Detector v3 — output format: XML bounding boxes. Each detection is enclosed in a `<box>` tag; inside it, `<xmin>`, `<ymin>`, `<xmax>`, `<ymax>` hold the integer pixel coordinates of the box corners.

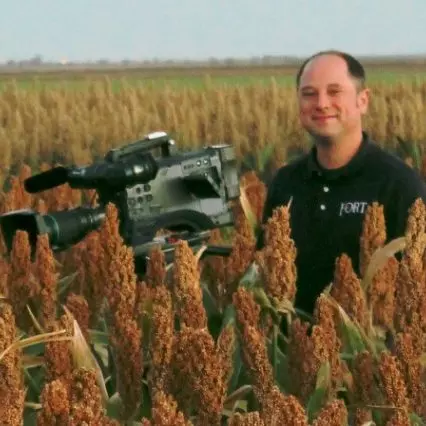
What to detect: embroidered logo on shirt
<box><xmin>339</xmin><ymin>201</ymin><xmax>368</xmax><ymax>216</ymax></box>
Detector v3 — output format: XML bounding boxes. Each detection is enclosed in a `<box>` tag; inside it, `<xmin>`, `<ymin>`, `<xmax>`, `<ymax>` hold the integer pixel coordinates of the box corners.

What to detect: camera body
<box><xmin>0</xmin><ymin>131</ymin><xmax>240</xmax><ymax>273</ymax></box>
<box><xmin>107</xmin><ymin>132</ymin><xmax>240</xmax><ymax>249</ymax></box>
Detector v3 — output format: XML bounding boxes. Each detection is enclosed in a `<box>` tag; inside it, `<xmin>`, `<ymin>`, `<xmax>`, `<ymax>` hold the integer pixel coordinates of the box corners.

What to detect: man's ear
<box><xmin>357</xmin><ymin>87</ymin><xmax>370</xmax><ymax>114</ymax></box>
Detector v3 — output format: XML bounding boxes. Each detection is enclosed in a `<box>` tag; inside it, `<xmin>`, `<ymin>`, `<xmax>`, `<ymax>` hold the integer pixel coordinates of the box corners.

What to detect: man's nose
<box><xmin>315</xmin><ymin>92</ymin><xmax>331</xmax><ymax>109</ymax></box>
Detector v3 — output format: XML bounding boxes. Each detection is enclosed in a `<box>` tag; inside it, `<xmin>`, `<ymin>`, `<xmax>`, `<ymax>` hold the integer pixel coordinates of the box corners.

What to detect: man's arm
<box><xmin>255</xmin><ymin>175</ymin><xmax>277</xmax><ymax>250</ymax></box>
<box><xmin>386</xmin><ymin>170</ymin><xmax>426</xmax><ymax>241</ymax></box>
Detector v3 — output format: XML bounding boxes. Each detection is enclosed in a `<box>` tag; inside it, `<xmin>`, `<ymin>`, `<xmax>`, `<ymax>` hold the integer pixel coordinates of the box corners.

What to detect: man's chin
<box><xmin>306</xmin><ymin>127</ymin><xmax>340</xmax><ymax>143</ymax></box>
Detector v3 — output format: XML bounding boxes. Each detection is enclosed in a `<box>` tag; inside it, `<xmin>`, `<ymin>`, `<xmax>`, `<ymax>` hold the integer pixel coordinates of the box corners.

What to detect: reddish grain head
<box><xmin>256</xmin><ymin>205</ymin><xmax>297</xmax><ymax>304</ymax></box>
<box><xmin>172</xmin><ymin>240</ymin><xmax>207</xmax><ymax>329</ymax></box>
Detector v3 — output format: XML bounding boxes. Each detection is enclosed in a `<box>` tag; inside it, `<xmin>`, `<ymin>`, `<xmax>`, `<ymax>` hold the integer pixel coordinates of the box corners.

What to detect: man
<box><xmin>257</xmin><ymin>50</ymin><xmax>426</xmax><ymax>316</ymax></box>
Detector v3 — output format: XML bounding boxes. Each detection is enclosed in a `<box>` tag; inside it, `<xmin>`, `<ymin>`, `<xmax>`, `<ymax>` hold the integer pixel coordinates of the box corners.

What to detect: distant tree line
<box><xmin>1</xmin><ymin>53</ymin><xmax>425</xmax><ymax>72</ymax></box>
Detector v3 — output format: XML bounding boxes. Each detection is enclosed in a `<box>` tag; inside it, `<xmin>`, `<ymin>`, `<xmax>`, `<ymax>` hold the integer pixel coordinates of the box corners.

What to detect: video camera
<box><xmin>0</xmin><ymin>131</ymin><xmax>240</xmax><ymax>274</ymax></box>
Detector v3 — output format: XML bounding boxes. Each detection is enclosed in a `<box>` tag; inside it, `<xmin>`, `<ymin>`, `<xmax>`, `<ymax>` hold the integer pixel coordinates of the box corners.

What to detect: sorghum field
<box><xmin>1</xmin><ymin>64</ymin><xmax>426</xmax><ymax>425</ymax></box>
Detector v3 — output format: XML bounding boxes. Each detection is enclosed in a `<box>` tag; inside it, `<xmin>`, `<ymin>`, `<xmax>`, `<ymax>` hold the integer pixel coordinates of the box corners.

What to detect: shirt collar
<box><xmin>304</xmin><ymin>131</ymin><xmax>372</xmax><ymax>181</ymax></box>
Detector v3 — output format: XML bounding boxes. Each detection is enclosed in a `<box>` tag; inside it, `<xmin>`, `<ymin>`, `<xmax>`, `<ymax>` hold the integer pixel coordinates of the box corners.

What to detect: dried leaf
<box><xmin>67</xmin><ymin>309</ymin><xmax>109</xmax><ymax>406</ymax></box>
<box><xmin>0</xmin><ymin>329</ymin><xmax>69</xmax><ymax>362</ymax></box>
<box><xmin>239</xmin><ymin>184</ymin><xmax>257</xmax><ymax>230</ymax></box>
<box><xmin>362</xmin><ymin>237</ymin><xmax>405</xmax><ymax>293</ymax></box>
<box><xmin>223</xmin><ymin>385</ymin><xmax>252</xmax><ymax>410</ymax></box>
<box><xmin>22</xmin><ymin>354</ymin><xmax>44</xmax><ymax>369</ymax></box>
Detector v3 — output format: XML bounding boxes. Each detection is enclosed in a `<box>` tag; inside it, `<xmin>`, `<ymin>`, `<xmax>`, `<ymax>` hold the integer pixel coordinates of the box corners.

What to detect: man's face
<box><xmin>297</xmin><ymin>54</ymin><xmax>369</xmax><ymax>142</ymax></box>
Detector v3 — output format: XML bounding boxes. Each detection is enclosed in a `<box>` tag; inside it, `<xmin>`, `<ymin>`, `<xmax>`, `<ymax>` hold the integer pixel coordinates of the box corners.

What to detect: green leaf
<box><xmin>251</xmin><ymin>287</ymin><xmax>272</xmax><ymax>309</ymax></box>
<box><xmin>258</xmin><ymin>143</ymin><xmax>276</xmax><ymax>172</ymax></box>
<box><xmin>217</xmin><ymin>304</ymin><xmax>243</xmax><ymax>395</ymax></box>
<box><xmin>306</xmin><ymin>387</ymin><xmax>328</xmax><ymax>423</ymax></box>
<box><xmin>222</xmin><ymin>304</ymin><xmax>236</xmax><ymax>328</ymax></box>
<box><xmin>268</xmin><ymin>332</ymin><xmax>290</xmax><ymax>393</ymax></box>
<box><xmin>238</xmin><ymin>262</ymin><xmax>261</xmax><ymax>289</ymax></box>
<box><xmin>22</xmin><ymin>341</ymin><xmax>45</xmax><ymax>357</ymax></box>
<box><xmin>339</xmin><ymin>316</ymin><xmax>367</xmax><ymax>354</ymax></box>
<box><xmin>271</xmin><ymin>325</ymin><xmax>278</xmax><ymax>379</ymax></box>
<box><xmin>315</xmin><ymin>361</ymin><xmax>331</xmax><ymax>390</ymax></box>
<box><xmin>306</xmin><ymin>361</ymin><xmax>331</xmax><ymax>423</ymax></box>
<box><xmin>229</xmin><ymin>335</ymin><xmax>243</xmax><ymax>393</ymax></box>
<box><xmin>409</xmin><ymin>412</ymin><xmax>425</xmax><ymax>426</ymax></box>
<box><xmin>294</xmin><ymin>307</ymin><xmax>313</xmax><ymax>323</ymax></box>
<box><xmin>106</xmin><ymin>392</ymin><xmax>123</xmax><ymax>419</ymax></box>
<box><xmin>23</xmin><ymin>408</ymin><xmax>39</xmax><ymax>426</ymax></box>
<box><xmin>202</xmin><ymin>280</ymin><xmax>220</xmax><ymax>315</ymax></box>
<box><xmin>24</xmin><ymin>368</ymin><xmax>42</xmax><ymax>396</ymax></box>
<box><xmin>24</xmin><ymin>365</ymin><xmax>46</xmax><ymax>404</ymax></box>
<box><xmin>88</xmin><ymin>329</ymin><xmax>109</xmax><ymax>346</ymax></box>
<box><xmin>340</xmin><ymin>352</ymin><xmax>356</xmax><ymax>361</ymax></box>
<box><xmin>57</xmin><ymin>271</ymin><xmax>80</xmax><ymax>297</ymax></box>
<box><xmin>325</xmin><ymin>295</ymin><xmax>371</xmax><ymax>355</ymax></box>
<box><xmin>138</xmin><ymin>381</ymin><xmax>152</xmax><ymax>421</ymax></box>
<box><xmin>411</xmin><ymin>140</ymin><xmax>422</xmax><ymax>170</ymax></box>
<box><xmin>396</xmin><ymin>136</ymin><xmax>412</xmax><ymax>158</ymax></box>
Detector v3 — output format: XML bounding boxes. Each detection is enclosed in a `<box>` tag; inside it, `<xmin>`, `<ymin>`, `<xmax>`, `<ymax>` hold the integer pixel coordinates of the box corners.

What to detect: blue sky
<box><xmin>1</xmin><ymin>0</ymin><xmax>425</xmax><ymax>62</ymax></box>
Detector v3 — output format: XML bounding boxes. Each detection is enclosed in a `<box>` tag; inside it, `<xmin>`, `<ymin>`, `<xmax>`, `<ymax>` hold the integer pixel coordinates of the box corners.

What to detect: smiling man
<box><xmin>257</xmin><ymin>50</ymin><xmax>426</xmax><ymax>316</ymax></box>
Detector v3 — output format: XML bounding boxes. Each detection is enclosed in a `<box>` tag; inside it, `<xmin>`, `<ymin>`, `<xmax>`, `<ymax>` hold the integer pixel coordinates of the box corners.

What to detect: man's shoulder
<box><xmin>368</xmin><ymin>142</ymin><xmax>422</xmax><ymax>179</ymax></box>
<box><xmin>268</xmin><ymin>153</ymin><xmax>308</xmax><ymax>186</ymax></box>
<box><xmin>367</xmin><ymin>141</ymin><xmax>426</xmax><ymax>196</ymax></box>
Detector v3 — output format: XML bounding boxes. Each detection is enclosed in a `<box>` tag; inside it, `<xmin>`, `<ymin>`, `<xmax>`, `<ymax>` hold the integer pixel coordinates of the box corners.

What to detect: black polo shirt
<box><xmin>257</xmin><ymin>132</ymin><xmax>426</xmax><ymax>316</ymax></box>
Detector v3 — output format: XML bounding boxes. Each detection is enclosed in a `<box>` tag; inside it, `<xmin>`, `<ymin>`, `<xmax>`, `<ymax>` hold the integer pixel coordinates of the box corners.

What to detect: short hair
<box><xmin>295</xmin><ymin>50</ymin><xmax>366</xmax><ymax>90</ymax></box>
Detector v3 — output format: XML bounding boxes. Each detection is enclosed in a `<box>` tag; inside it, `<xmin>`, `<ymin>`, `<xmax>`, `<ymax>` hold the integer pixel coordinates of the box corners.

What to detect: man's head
<box><xmin>296</xmin><ymin>50</ymin><xmax>370</xmax><ymax>144</ymax></box>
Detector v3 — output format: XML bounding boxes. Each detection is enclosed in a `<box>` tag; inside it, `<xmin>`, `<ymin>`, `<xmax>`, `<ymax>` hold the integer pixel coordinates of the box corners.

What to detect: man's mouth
<box><xmin>312</xmin><ymin>115</ymin><xmax>337</xmax><ymax>122</ymax></box>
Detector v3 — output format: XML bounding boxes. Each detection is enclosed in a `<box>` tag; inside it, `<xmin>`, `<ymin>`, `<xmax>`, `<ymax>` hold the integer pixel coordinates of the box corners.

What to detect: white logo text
<box><xmin>339</xmin><ymin>201</ymin><xmax>368</xmax><ymax>216</ymax></box>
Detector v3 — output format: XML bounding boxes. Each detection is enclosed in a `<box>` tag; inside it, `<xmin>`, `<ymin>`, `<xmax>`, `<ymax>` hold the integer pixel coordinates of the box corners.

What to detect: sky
<box><xmin>1</xmin><ymin>0</ymin><xmax>425</xmax><ymax>62</ymax></box>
